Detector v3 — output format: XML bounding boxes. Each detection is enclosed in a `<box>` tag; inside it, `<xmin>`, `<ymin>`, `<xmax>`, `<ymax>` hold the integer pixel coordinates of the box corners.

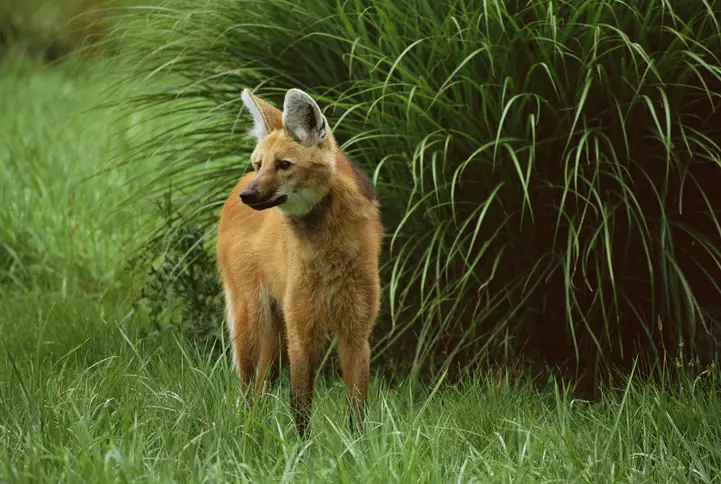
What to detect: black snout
<box><xmin>239</xmin><ymin>188</ymin><xmax>288</xmax><ymax>211</ymax></box>
<box><xmin>239</xmin><ymin>189</ymin><xmax>259</xmax><ymax>205</ymax></box>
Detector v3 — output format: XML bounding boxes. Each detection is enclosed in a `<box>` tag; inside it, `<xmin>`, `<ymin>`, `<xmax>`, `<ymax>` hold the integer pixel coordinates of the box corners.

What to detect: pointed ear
<box><xmin>282</xmin><ymin>89</ymin><xmax>329</xmax><ymax>146</ymax></box>
<box><xmin>241</xmin><ymin>88</ymin><xmax>283</xmax><ymax>141</ymax></box>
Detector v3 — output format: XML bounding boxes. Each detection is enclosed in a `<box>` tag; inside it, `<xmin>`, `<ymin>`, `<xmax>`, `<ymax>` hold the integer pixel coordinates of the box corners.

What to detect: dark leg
<box><xmin>287</xmin><ymin>327</ymin><xmax>323</xmax><ymax>439</ymax></box>
<box><xmin>338</xmin><ymin>336</ymin><xmax>371</xmax><ymax>433</ymax></box>
<box><xmin>227</xmin><ymin>297</ymin><xmax>259</xmax><ymax>394</ymax></box>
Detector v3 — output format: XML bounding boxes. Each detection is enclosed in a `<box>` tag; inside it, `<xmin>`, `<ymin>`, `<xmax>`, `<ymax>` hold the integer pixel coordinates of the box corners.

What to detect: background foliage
<box><xmin>3</xmin><ymin>1</ymin><xmax>721</xmax><ymax>480</ymax></box>
<box><xmin>111</xmin><ymin>0</ymin><xmax>721</xmax><ymax>386</ymax></box>
<box><xmin>0</xmin><ymin>0</ymin><xmax>110</xmax><ymax>60</ymax></box>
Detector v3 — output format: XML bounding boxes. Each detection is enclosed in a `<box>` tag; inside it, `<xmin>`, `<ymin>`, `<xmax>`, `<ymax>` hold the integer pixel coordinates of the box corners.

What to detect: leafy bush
<box><xmin>115</xmin><ymin>0</ymin><xmax>721</xmax><ymax>382</ymax></box>
<box><xmin>129</xmin><ymin>190</ymin><xmax>224</xmax><ymax>345</ymax></box>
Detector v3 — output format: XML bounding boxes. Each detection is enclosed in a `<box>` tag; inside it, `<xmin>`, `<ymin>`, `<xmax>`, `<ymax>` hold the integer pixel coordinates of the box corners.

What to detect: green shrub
<box><xmin>129</xmin><ymin>190</ymin><xmax>224</xmax><ymax>345</ymax></box>
<box><xmin>115</xmin><ymin>0</ymin><xmax>721</xmax><ymax>382</ymax></box>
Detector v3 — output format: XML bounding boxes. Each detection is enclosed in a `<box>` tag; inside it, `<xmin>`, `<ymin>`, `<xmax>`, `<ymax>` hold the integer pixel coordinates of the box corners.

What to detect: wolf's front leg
<box><xmin>337</xmin><ymin>332</ymin><xmax>371</xmax><ymax>433</ymax></box>
<box><xmin>284</xmin><ymin>303</ymin><xmax>324</xmax><ymax>439</ymax></box>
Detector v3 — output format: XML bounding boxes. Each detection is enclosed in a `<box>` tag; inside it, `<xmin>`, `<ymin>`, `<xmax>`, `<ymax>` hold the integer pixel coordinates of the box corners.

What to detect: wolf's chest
<box><xmin>291</xmin><ymin>249</ymin><xmax>368</xmax><ymax>322</ymax></box>
<box><xmin>303</xmin><ymin>251</ymin><xmax>361</xmax><ymax>294</ymax></box>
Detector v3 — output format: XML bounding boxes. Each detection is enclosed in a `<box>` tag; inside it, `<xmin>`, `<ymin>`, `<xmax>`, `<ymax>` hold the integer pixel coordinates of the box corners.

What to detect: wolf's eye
<box><xmin>277</xmin><ymin>160</ymin><xmax>292</xmax><ymax>170</ymax></box>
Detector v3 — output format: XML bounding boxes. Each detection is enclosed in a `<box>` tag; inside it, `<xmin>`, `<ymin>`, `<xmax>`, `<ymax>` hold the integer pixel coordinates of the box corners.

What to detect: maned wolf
<box><xmin>216</xmin><ymin>88</ymin><xmax>382</xmax><ymax>437</ymax></box>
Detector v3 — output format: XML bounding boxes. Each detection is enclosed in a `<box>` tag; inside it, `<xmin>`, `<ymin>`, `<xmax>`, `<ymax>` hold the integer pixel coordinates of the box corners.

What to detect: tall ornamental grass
<box><xmin>113</xmin><ymin>0</ymin><xmax>721</xmax><ymax>379</ymax></box>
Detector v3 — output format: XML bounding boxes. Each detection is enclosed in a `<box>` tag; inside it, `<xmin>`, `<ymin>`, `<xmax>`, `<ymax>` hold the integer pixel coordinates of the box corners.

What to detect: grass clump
<box><xmin>114</xmin><ymin>0</ymin><xmax>721</xmax><ymax>382</ymax></box>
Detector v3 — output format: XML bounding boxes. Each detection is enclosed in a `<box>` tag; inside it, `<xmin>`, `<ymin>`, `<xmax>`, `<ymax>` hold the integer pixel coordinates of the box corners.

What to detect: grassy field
<box><xmin>1</xmin><ymin>52</ymin><xmax>721</xmax><ymax>483</ymax></box>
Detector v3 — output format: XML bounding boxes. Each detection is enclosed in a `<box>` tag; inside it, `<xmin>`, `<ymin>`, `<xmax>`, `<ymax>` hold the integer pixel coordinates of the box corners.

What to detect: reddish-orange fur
<box><xmin>216</xmin><ymin>89</ymin><xmax>381</xmax><ymax>436</ymax></box>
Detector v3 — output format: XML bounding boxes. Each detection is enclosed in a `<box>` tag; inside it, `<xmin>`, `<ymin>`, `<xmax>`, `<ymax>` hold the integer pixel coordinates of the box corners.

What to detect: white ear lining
<box><xmin>241</xmin><ymin>89</ymin><xmax>266</xmax><ymax>141</ymax></box>
<box><xmin>317</xmin><ymin>115</ymin><xmax>328</xmax><ymax>141</ymax></box>
<box><xmin>282</xmin><ymin>89</ymin><xmax>328</xmax><ymax>145</ymax></box>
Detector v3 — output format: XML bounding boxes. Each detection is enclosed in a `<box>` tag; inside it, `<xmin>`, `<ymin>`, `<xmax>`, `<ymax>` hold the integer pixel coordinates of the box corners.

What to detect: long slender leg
<box><xmin>225</xmin><ymin>288</ymin><xmax>259</xmax><ymax>392</ymax></box>
<box><xmin>285</xmin><ymin>318</ymin><xmax>323</xmax><ymax>439</ymax></box>
<box><xmin>337</xmin><ymin>335</ymin><xmax>371</xmax><ymax>433</ymax></box>
<box><xmin>255</xmin><ymin>306</ymin><xmax>283</xmax><ymax>396</ymax></box>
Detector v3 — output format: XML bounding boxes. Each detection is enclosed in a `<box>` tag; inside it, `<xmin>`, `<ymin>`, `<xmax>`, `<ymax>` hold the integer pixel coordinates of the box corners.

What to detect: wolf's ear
<box><xmin>282</xmin><ymin>89</ymin><xmax>328</xmax><ymax>146</ymax></box>
<box><xmin>241</xmin><ymin>88</ymin><xmax>283</xmax><ymax>141</ymax></box>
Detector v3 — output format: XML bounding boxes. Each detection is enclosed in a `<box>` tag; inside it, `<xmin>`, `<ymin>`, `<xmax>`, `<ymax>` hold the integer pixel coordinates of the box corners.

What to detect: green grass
<box><xmin>0</xmin><ymin>52</ymin><xmax>153</xmax><ymax>292</ymax></box>
<box><xmin>2</xmin><ymin>5</ymin><xmax>721</xmax><ymax>482</ymax></box>
<box><xmin>3</xmin><ymin>291</ymin><xmax>721</xmax><ymax>482</ymax></box>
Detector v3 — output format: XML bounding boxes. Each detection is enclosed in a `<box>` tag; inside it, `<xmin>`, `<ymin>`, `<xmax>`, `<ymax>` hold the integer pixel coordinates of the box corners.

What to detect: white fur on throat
<box><xmin>276</xmin><ymin>188</ymin><xmax>326</xmax><ymax>216</ymax></box>
<box><xmin>241</xmin><ymin>89</ymin><xmax>266</xmax><ymax>141</ymax></box>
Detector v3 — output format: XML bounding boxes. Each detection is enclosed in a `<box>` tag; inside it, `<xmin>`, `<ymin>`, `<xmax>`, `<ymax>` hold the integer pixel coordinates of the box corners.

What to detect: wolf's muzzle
<box><xmin>239</xmin><ymin>189</ymin><xmax>288</xmax><ymax>210</ymax></box>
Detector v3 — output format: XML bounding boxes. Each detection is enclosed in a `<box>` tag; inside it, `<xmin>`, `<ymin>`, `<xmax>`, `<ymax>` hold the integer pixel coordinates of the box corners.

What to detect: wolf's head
<box><xmin>238</xmin><ymin>88</ymin><xmax>336</xmax><ymax>215</ymax></box>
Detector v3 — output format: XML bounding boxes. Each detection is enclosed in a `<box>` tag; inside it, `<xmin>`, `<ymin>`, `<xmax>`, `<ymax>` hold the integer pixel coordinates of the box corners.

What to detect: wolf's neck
<box><xmin>286</xmin><ymin>188</ymin><xmax>333</xmax><ymax>234</ymax></box>
<box><xmin>287</xmin><ymin>166</ymin><xmax>362</xmax><ymax>236</ymax></box>
<box><xmin>285</xmin><ymin>151</ymin><xmax>367</xmax><ymax>239</ymax></box>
